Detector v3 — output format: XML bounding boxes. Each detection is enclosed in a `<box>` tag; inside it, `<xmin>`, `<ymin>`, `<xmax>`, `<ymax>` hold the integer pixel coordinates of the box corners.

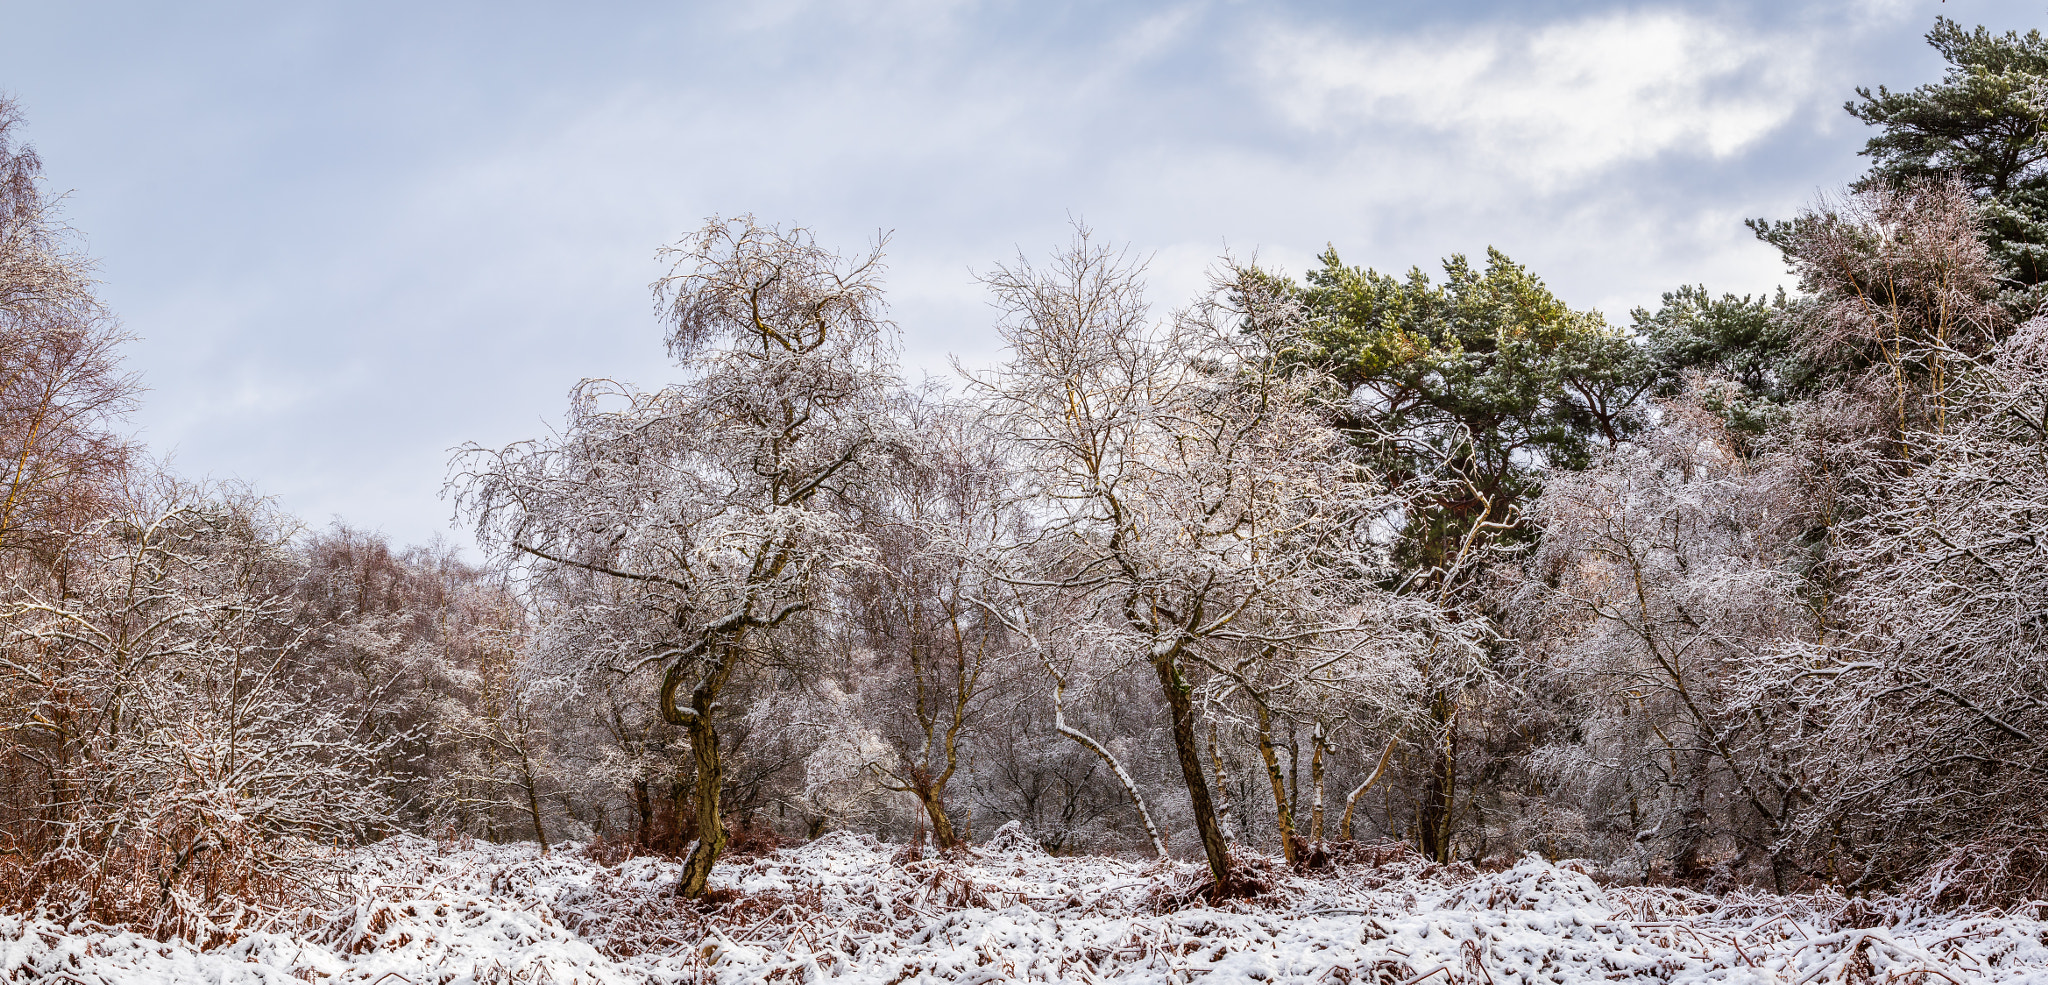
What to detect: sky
<box><xmin>2</xmin><ymin>0</ymin><xmax>2036</xmax><ymax>550</ymax></box>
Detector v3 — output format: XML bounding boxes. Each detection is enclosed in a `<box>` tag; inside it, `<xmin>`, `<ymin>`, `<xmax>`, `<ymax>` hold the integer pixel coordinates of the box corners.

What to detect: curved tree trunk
<box><xmin>675</xmin><ymin>709</ymin><xmax>726</xmax><ymax>897</ymax></box>
<box><xmin>1048</xmin><ymin>673</ymin><xmax>1167</xmax><ymax>859</ymax></box>
<box><xmin>1340</xmin><ymin>736</ymin><xmax>1398</xmax><ymax>841</ymax></box>
<box><xmin>666</xmin><ymin>643</ymin><xmax>740</xmax><ymax>899</ymax></box>
<box><xmin>1157</xmin><ymin>656</ymin><xmax>1230</xmax><ymax>890</ymax></box>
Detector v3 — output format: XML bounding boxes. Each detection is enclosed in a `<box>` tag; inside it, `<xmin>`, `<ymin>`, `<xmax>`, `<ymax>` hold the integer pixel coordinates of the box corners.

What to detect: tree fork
<box><xmin>912</xmin><ymin>771</ymin><xmax>960</xmax><ymax>850</ymax></box>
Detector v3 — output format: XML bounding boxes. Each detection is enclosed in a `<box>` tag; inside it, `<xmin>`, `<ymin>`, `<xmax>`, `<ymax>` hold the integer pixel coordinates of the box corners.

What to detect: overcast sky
<box><xmin>2</xmin><ymin>0</ymin><xmax>2034</xmax><ymax>549</ymax></box>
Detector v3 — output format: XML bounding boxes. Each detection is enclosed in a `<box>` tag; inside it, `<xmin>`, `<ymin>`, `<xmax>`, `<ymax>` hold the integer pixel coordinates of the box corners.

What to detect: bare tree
<box><xmin>0</xmin><ymin>98</ymin><xmax>92</xmax><ymax>320</ymax></box>
<box><xmin>973</xmin><ymin>230</ymin><xmax>1428</xmax><ymax>890</ymax></box>
<box><xmin>1785</xmin><ymin>179</ymin><xmax>2006</xmax><ymax>447</ymax></box>
<box><xmin>454</xmin><ymin>217</ymin><xmax>897</xmax><ymax>897</ymax></box>
<box><xmin>1753</xmin><ymin>316</ymin><xmax>2048</xmax><ymax>891</ymax></box>
<box><xmin>0</xmin><ymin>99</ymin><xmax>138</xmax><ymax>561</ymax></box>
<box><xmin>1519</xmin><ymin>390</ymin><xmax>1816</xmax><ymax>884</ymax></box>
<box><xmin>440</xmin><ymin>636</ymin><xmax>556</xmax><ymax>852</ymax></box>
<box><xmin>0</xmin><ymin>485</ymin><xmax>391</xmax><ymax>939</ymax></box>
<box><xmin>848</xmin><ymin>394</ymin><xmax>1022</xmax><ymax>849</ymax></box>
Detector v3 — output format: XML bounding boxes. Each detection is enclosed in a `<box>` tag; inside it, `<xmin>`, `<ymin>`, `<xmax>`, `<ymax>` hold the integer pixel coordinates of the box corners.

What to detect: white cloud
<box><xmin>17</xmin><ymin>0</ymin><xmax>1972</xmax><ymax>550</ymax></box>
<box><xmin>1257</xmin><ymin>10</ymin><xmax>1820</xmax><ymax>186</ymax></box>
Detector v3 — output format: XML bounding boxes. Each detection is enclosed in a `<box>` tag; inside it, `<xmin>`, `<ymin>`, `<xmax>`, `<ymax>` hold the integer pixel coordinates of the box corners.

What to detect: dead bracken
<box><xmin>6</xmin><ymin>834</ymin><xmax>2048</xmax><ymax>983</ymax></box>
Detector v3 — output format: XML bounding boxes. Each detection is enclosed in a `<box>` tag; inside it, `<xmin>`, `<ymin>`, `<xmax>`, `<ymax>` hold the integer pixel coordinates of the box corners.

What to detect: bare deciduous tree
<box><xmin>454</xmin><ymin>216</ymin><xmax>897</xmax><ymax>897</ymax></box>
<box><xmin>0</xmin><ymin>99</ymin><xmax>138</xmax><ymax>560</ymax></box>
<box><xmin>1</xmin><ymin>487</ymin><xmax>391</xmax><ymax>939</ymax></box>
<box><xmin>974</xmin><ymin>229</ymin><xmax>1431</xmax><ymax>890</ymax></box>
<box><xmin>849</xmin><ymin>395</ymin><xmax>1022</xmax><ymax>849</ymax></box>
<box><xmin>1785</xmin><ymin>179</ymin><xmax>2007</xmax><ymax>446</ymax></box>
<box><xmin>1753</xmin><ymin>317</ymin><xmax>2048</xmax><ymax>891</ymax></box>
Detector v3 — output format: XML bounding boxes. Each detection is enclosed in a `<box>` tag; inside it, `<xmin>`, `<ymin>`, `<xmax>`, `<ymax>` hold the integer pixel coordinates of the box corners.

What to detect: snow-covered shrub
<box><xmin>1445</xmin><ymin>854</ymin><xmax>1613</xmax><ymax>914</ymax></box>
<box><xmin>1903</xmin><ymin>836</ymin><xmax>2048</xmax><ymax>912</ymax></box>
<box><xmin>0</xmin><ymin>493</ymin><xmax>392</xmax><ymax>940</ymax></box>
<box><xmin>983</xmin><ymin>819</ymin><xmax>1045</xmax><ymax>855</ymax></box>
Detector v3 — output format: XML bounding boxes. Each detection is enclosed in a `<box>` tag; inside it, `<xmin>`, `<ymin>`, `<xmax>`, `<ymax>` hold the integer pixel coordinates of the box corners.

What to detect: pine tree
<box><xmin>1848</xmin><ymin>17</ymin><xmax>2048</xmax><ymax>307</ymax></box>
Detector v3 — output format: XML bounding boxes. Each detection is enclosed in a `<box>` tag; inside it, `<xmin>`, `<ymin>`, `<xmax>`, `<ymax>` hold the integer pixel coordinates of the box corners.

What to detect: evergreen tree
<box><xmin>1296</xmin><ymin>247</ymin><xmax>1656</xmax><ymax>583</ymax></box>
<box><xmin>1632</xmin><ymin>285</ymin><xmax>1813</xmax><ymax>451</ymax></box>
<box><xmin>1847</xmin><ymin>17</ymin><xmax>2048</xmax><ymax>307</ymax></box>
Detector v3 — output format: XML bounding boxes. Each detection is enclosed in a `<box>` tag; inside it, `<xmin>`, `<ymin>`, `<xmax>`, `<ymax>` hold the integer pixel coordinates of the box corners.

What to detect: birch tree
<box><xmin>975</xmin><ymin>230</ymin><xmax>1426</xmax><ymax>891</ymax></box>
<box><xmin>454</xmin><ymin>216</ymin><xmax>896</xmax><ymax>897</ymax></box>
<box><xmin>0</xmin><ymin>99</ymin><xmax>137</xmax><ymax>561</ymax></box>
<box><xmin>848</xmin><ymin>395</ymin><xmax>1022</xmax><ymax>849</ymax></box>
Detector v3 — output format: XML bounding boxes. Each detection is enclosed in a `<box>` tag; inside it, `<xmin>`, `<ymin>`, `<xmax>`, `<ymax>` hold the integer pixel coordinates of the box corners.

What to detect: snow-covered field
<box><xmin>5</xmin><ymin>832</ymin><xmax>2046</xmax><ymax>984</ymax></box>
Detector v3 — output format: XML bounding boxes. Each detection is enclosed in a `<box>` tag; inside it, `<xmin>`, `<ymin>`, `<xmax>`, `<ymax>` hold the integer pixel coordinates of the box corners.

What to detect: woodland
<box><xmin>3</xmin><ymin>17</ymin><xmax>2048</xmax><ymax>984</ymax></box>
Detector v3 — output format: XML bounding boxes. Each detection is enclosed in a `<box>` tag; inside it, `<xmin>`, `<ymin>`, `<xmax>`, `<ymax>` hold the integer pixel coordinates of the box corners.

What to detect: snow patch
<box><xmin>6</xmin><ymin>837</ymin><xmax>2048</xmax><ymax>983</ymax></box>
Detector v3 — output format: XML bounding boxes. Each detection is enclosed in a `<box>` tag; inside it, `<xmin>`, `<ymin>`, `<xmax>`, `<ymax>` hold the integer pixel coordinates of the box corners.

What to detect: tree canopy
<box><xmin>1848</xmin><ymin>17</ymin><xmax>2048</xmax><ymax>304</ymax></box>
<box><xmin>1294</xmin><ymin>247</ymin><xmax>1656</xmax><ymax>581</ymax></box>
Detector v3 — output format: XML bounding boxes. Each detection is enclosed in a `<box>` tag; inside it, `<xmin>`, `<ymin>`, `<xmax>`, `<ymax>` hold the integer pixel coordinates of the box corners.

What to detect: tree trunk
<box><xmin>1340</xmin><ymin>737</ymin><xmax>1397</xmax><ymax>841</ymax></box>
<box><xmin>1206</xmin><ymin>719</ymin><xmax>1238</xmax><ymax>845</ymax></box>
<box><xmin>1670</xmin><ymin>752</ymin><xmax>1710</xmax><ymax>880</ymax></box>
<box><xmin>676</xmin><ymin>708</ymin><xmax>725</xmax><ymax>897</ymax></box>
<box><xmin>1288</xmin><ymin>726</ymin><xmax>1301</xmax><ymax>832</ymax></box>
<box><xmin>516</xmin><ymin>746</ymin><xmax>549</xmax><ymax>855</ymax></box>
<box><xmin>669</xmin><ymin>772</ymin><xmax>695</xmax><ymax>848</ymax></box>
<box><xmin>1158</xmin><ymin>656</ymin><xmax>1230</xmax><ymax>889</ymax></box>
<box><xmin>1309</xmin><ymin>723</ymin><xmax>1327</xmax><ymax>845</ymax></box>
<box><xmin>1253</xmin><ymin>700</ymin><xmax>1301</xmax><ymax>865</ymax></box>
<box><xmin>914</xmin><ymin>776</ymin><xmax>960</xmax><ymax>850</ymax></box>
<box><xmin>1046</xmin><ymin>663</ymin><xmax>1167</xmax><ymax>859</ymax></box>
<box><xmin>1415</xmin><ymin>696</ymin><xmax>1458</xmax><ymax>862</ymax></box>
<box><xmin>632</xmin><ymin>780</ymin><xmax>653</xmax><ymax>848</ymax></box>
<box><xmin>668</xmin><ymin>645</ymin><xmax>739</xmax><ymax>899</ymax></box>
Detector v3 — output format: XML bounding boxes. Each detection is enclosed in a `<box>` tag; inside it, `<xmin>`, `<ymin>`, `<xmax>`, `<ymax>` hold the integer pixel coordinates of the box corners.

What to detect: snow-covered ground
<box><xmin>5</xmin><ymin>832</ymin><xmax>2047</xmax><ymax>983</ymax></box>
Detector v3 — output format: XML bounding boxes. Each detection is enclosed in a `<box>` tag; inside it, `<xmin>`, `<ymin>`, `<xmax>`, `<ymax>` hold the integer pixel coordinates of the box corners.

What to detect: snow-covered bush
<box><xmin>0</xmin><ymin>492</ymin><xmax>391</xmax><ymax>940</ymax></box>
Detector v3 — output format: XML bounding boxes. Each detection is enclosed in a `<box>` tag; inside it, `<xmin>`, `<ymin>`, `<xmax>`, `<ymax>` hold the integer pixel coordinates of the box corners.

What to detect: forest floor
<box><xmin>4</xmin><ymin>831</ymin><xmax>2046</xmax><ymax>984</ymax></box>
